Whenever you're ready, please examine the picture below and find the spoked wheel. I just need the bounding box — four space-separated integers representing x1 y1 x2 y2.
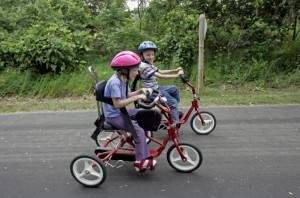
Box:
70 155 107 187
167 143 202 173
95 131 119 147
190 111 216 135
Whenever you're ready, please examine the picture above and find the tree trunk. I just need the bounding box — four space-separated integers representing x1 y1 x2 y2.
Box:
292 0 298 40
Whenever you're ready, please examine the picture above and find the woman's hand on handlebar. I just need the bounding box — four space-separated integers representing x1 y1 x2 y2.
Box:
137 93 147 101
136 93 154 109
136 89 161 109
141 88 153 96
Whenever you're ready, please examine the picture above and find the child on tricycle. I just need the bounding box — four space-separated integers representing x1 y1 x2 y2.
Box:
70 51 203 187
135 41 217 135
137 41 183 125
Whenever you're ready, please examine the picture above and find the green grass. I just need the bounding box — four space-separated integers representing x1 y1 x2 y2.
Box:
194 86 300 106
1 85 299 113
0 58 299 113
0 61 113 98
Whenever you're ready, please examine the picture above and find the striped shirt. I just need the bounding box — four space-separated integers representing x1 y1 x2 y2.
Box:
139 62 159 89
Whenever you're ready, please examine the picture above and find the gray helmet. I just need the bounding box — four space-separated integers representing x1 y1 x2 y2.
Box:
138 41 157 53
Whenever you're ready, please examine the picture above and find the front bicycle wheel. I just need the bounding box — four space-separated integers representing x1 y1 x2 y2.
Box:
70 155 107 187
190 111 216 135
167 143 202 173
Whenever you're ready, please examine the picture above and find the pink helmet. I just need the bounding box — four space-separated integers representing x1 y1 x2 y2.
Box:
110 51 141 69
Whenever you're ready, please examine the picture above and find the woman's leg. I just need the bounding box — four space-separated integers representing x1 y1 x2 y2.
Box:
106 112 149 161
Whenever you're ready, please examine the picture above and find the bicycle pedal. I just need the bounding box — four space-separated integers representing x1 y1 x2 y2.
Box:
158 124 167 130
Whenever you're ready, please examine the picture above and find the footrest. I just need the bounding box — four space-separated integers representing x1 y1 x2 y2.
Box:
95 147 111 153
95 147 136 161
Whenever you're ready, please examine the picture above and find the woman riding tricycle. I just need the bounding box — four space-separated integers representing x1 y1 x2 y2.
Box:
70 51 203 187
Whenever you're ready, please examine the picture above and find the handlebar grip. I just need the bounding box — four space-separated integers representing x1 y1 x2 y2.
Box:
137 99 156 109
179 74 189 83
136 89 161 109
88 66 99 83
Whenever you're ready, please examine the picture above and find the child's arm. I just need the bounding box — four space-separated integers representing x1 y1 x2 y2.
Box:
159 67 183 74
112 94 146 108
128 88 153 97
128 89 144 97
155 69 184 79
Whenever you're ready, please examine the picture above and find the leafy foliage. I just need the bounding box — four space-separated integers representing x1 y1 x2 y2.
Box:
0 0 94 73
142 0 299 79
0 0 299 97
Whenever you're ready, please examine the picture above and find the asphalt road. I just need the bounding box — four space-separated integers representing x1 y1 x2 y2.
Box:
0 105 299 198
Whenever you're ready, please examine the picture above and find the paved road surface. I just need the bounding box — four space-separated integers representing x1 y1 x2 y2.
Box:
0 105 299 198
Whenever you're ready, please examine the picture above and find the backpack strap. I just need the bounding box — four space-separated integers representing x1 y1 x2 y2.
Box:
130 74 140 92
121 81 139 143
131 74 140 108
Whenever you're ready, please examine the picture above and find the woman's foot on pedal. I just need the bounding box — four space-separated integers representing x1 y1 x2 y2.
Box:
147 158 157 170
134 158 157 172
134 161 146 172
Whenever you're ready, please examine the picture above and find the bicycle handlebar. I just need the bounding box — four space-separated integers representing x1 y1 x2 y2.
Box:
179 74 189 84
136 89 159 109
137 97 157 109
88 66 99 83
179 74 196 94
136 89 169 111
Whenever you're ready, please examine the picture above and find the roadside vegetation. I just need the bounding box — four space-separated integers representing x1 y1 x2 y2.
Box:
0 0 299 112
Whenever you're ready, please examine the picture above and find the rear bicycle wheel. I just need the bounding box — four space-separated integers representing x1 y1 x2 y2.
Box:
70 155 107 187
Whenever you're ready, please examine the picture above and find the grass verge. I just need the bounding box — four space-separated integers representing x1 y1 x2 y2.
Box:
1 85 299 113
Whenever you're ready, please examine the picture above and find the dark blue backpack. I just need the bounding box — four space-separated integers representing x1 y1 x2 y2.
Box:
95 81 113 105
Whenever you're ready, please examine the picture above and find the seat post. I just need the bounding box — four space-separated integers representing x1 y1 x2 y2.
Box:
97 101 102 118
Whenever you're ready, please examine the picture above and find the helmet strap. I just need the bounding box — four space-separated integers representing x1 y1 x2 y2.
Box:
126 69 130 80
123 70 130 98
117 69 129 76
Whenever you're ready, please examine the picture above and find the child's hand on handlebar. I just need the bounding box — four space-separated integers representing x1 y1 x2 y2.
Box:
176 67 183 72
178 69 184 75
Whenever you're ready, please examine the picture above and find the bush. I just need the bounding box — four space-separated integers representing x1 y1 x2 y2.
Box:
0 0 93 74
270 38 300 73
1 22 91 74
